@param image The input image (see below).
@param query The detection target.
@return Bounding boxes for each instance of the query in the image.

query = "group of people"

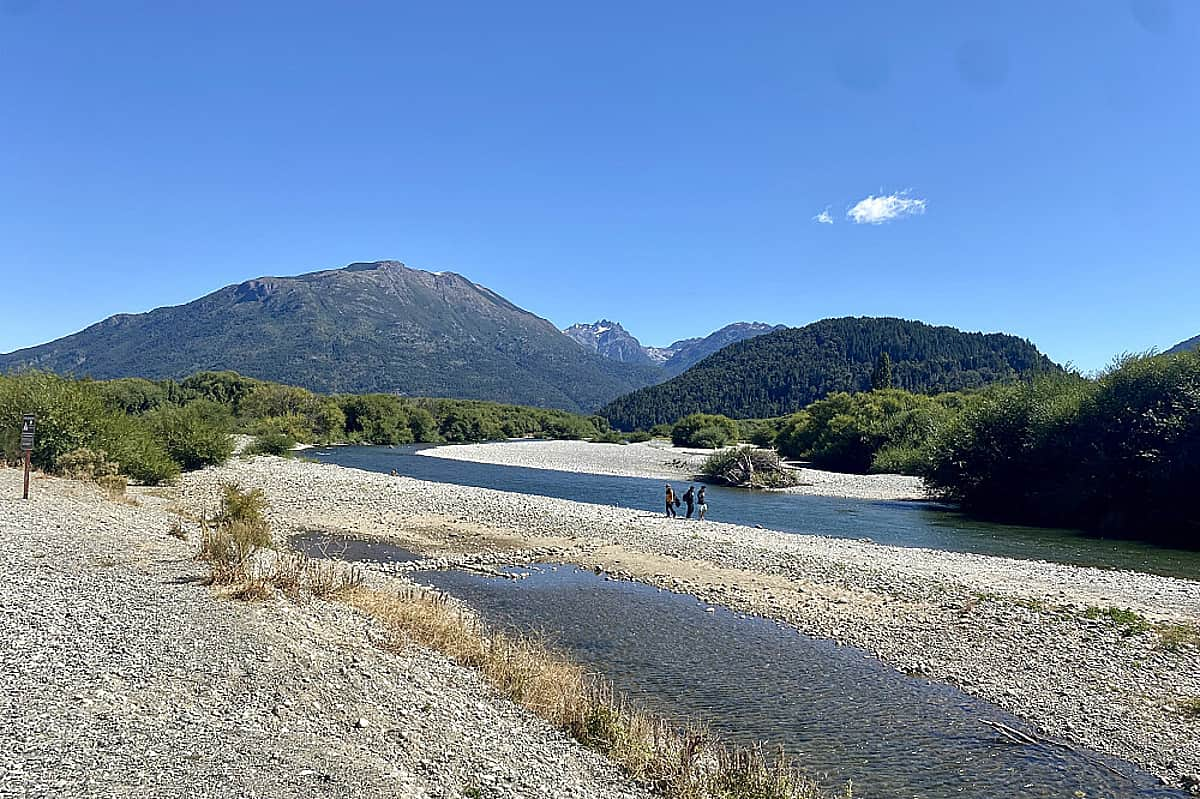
[664,483,707,520]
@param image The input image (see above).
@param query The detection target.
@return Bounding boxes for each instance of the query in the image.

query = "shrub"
[0,372,179,484]
[777,390,964,474]
[96,473,128,498]
[247,432,295,456]
[144,400,234,471]
[198,483,272,584]
[869,444,928,476]
[649,423,673,439]
[701,446,799,488]
[96,377,169,414]
[591,430,628,444]
[240,384,345,444]
[671,413,739,449]
[626,430,653,443]
[55,447,120,480]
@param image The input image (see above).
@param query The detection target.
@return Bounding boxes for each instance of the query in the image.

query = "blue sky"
[1,1,1197,371]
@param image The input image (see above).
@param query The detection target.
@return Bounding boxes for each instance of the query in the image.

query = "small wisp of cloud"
[847,192,927,224]
[813,208,834,225]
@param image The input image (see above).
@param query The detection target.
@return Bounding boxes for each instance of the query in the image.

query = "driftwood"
[980,720,1130,780]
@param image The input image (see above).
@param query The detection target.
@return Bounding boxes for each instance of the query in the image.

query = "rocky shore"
[418,439,927,501]
[178,455,1200,793]
[0,468,650,799]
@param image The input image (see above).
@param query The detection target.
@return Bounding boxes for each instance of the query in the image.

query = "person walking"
[664,484,678,518]
[697,486,708,520]
[682,485,696,519]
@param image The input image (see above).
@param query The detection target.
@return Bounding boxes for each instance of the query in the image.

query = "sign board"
[20,414,35,451]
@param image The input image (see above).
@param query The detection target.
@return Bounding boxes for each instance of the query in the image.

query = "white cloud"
[847,192,927,224]
[813,208,834,225]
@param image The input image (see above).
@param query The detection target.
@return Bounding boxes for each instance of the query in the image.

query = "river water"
[297,444,1197,797]
[309,444,1200,579]
[293,531,1189,799]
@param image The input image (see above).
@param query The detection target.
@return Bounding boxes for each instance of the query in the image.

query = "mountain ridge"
[562,320,783,376]
[0,260,661,413]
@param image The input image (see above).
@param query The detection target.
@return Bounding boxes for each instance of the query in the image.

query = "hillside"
[660,322,784,376]
[1167,334,1200,354]
[0,261,661,413]
[600,317,1060,429]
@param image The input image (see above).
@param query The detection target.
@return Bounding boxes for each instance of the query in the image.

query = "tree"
[871,352,894,390]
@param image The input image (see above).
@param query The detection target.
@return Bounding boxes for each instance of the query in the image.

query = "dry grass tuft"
[195,483,362,600]
[343,586,837,799]
[1157,623,1200,652]
[197,483,272,585]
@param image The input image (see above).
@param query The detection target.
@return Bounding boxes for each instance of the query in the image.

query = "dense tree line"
[924,352,1200,547]
[715,350,1199,548]
[601,317,1058,430]
[0,370,607,485]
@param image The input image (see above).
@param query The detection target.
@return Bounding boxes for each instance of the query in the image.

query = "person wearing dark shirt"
[682,485,696,519]
[697,486,708,520]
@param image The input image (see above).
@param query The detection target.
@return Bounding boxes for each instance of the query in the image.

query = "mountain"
[562,320,658,366]
[0,261,661,413]
[561,320,782,374]
[659,322,785,376]
[1167,334,1200,354]
[599,316,1061,430]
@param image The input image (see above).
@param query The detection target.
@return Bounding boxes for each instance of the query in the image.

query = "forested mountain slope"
[600,317,1060,429]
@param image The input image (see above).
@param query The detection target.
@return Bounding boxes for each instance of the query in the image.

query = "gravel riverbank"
[0,467,650,799]
[179,455,1200,793]
[418,439,927,501]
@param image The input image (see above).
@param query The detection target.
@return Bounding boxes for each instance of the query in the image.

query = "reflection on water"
[295,532,1184,799]
[310,445,1200,580]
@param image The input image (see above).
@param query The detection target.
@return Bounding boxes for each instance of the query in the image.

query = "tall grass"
[345,586,841,799]
[196,482,362,599]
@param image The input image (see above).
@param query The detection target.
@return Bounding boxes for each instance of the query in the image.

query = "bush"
[649,423,673,439]
[869,444,928,476]
[701,446,799,488]
[0,372,179,484]
[671,414,739,449]
[626,430,653,443]
[923,352,1200,546]
[144,400,235,471]
[96,378,169,414]
[590,430,628,444]
[247,432,295,456]
[241,384,345,444]
[777,389,963,474]
[198,483,272,584]
[55,447,120,480]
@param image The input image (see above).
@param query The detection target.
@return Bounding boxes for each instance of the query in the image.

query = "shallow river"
[294,531,1189,799]
[310,444,1200,579]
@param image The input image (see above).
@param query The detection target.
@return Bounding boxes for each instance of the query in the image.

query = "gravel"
[418,440,927,500]
[178,455,1200,792]
[0,467,650,799]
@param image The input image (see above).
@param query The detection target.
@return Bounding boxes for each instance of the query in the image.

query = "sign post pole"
[20,414,35,500]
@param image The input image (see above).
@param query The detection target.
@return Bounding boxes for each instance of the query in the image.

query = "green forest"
[0,370,606,485]
[601,317,1059,430]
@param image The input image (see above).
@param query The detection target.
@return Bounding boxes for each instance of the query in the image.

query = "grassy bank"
[344,585,841,799]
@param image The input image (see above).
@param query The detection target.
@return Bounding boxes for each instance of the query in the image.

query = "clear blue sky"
[2,1,1197,371]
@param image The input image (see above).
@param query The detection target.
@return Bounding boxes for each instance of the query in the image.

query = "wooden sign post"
[20,414,34,500]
